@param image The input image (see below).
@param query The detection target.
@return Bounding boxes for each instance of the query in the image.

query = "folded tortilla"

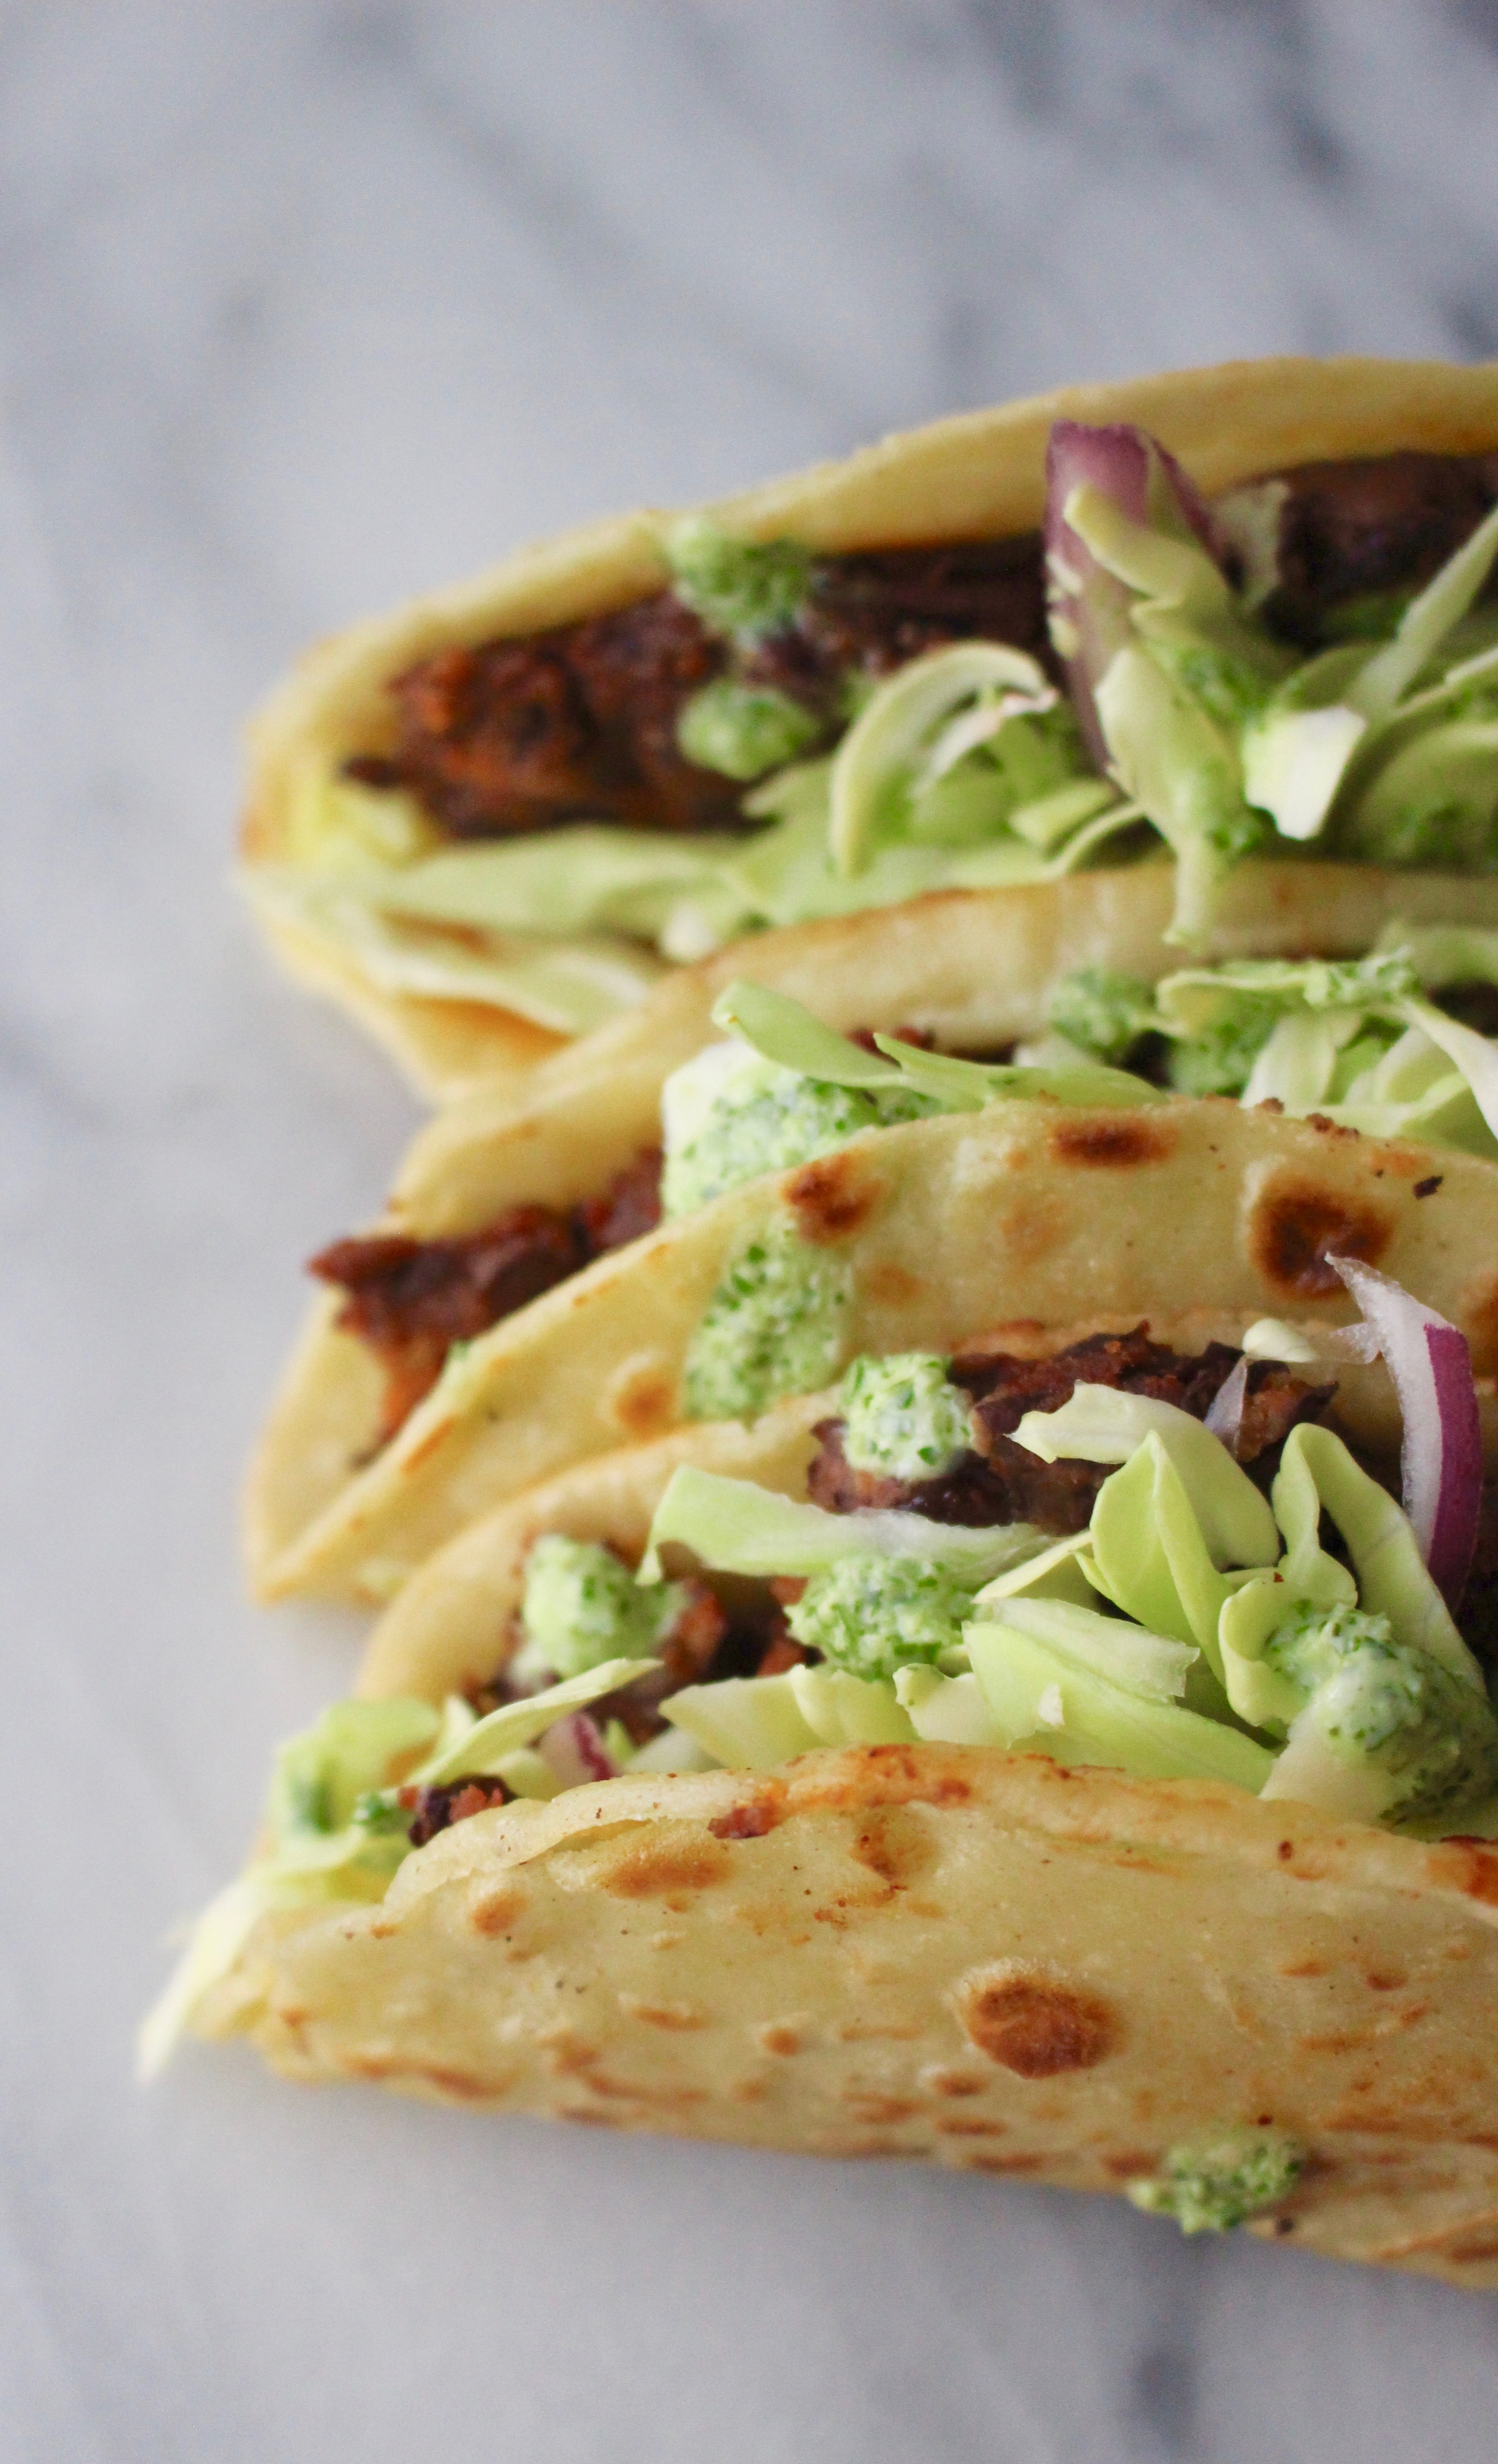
[404,857,1498,1162]
[241,356,1498,1096]
[247,1083,1498,1607]
[196,1405,1498,2290]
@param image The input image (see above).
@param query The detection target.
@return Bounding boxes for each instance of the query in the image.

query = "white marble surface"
[9,3,1498,2456]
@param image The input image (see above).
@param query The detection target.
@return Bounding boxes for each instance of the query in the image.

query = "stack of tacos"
[153,358,1498,2288]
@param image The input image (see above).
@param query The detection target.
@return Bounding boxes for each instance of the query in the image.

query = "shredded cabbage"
[711,978,1164,1112]
[639,1463,1048,1587]
[140,1663,648,2071]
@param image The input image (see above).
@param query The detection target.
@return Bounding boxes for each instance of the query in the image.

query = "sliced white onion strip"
[1202,1354,1250,1453]
[1328,1255,1483,1609]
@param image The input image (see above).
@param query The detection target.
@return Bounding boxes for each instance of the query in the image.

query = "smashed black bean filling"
[1259,451,1498,646]
[1458,1488,1498,1674]
[310,1147,663,1448]
[808,1326,1334,1534]
[399,1772,513,1846]
[349,536,1050,839]
[346,452,1498,843]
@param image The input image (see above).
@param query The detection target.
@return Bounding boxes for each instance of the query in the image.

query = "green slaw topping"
[262,466,1498,1030]
[1039,928,1498,1155]
[145,1316,1498,2072]
[1127,2128,1306,2234]
[839,1351,974,1482]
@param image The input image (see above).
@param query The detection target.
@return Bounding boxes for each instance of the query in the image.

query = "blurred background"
[7,5,1498,2459]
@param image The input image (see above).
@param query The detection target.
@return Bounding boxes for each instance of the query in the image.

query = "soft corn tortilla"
[193,1738,1498,2289]
[216,1292,1498,2284]
[242,356,1498,1096]
[246,1093,1498,1606]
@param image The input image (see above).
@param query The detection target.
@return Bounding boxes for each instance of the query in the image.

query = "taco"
[154,1271,1498,2287]
[240,355,1498,1094]
[247,948,1498,1609]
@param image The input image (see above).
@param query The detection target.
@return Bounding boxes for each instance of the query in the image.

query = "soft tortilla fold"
[247,1089,1498,1607]
[193,1734,1498,2289]
[247,857,1498,1602]
[242,356,1498,1095]
[395,858,1498,1190]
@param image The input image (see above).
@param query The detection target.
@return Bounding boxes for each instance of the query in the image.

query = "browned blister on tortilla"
[197,1318,1498,2283]
[245,1093,1498,1607]
[194,1743,1498,2290]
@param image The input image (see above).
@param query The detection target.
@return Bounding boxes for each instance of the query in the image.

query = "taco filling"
[150,1268,1498,2097]
[256,440,1498,1021]
[309,950,1498,1452]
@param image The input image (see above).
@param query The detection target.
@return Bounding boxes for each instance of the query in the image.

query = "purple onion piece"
[1043,419,1227,766]
[1203,1353,1250,1454]
[1421,1324,1485,1608]
[1329,1256,1483,1609]
[538,1709,619,1790]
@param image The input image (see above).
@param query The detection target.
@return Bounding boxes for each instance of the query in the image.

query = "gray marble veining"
[6,4,1498,2458]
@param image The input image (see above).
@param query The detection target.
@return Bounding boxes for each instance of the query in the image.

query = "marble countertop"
[7,4,1498,2457]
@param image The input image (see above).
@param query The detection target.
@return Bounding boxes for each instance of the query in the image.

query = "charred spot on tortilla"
[602,1356,679,1440]
[468,1887,527,1936]
[848,1807,940,1890]
[596,1829,733,1899]
[1047,1115,1177,1170]
[709,1792,784,1841]
[616,1995,711,2031]
[1431,1838,1498,1906]
[955,1966,1118,2078]
[1247,1177,1394,1298]
[783,1149,881,1245]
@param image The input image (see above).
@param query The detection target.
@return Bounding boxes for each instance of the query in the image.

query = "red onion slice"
[1329,1255,1483,1608]
[1044,420,1226,765]
[538,1709,619,1790]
